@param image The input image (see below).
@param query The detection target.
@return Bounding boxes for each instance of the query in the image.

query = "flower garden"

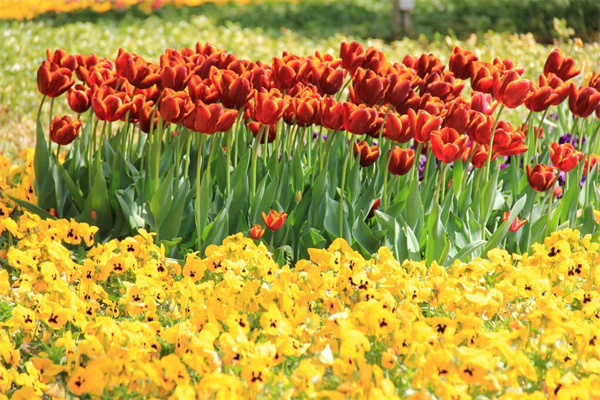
[1,1,600,399]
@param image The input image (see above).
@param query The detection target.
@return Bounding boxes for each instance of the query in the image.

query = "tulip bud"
[295,191,302,203]
[49,115,81,145]
[250,224,265,240]
[502,212,526,233]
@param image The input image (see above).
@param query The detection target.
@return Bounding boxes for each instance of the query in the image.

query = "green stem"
[225,129,234,199]
[533,108,549,165]
[47,97,55,153]
[339,135,353,237]
[545,189,554,238]
[195,134,206,250]
[484,104,505,181]
[382,150,392,209]
[36,95,46,125]
[434,163,447,205]
[250,126,265,202]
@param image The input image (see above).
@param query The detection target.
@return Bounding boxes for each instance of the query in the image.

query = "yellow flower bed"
[0,0,292,20]
[0,156,599,400]
[2,212,600,399]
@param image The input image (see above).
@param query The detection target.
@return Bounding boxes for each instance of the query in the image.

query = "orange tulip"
[430,128,469,163]
[262,211,287,231]
[250,224,265,240]
[502,212,526,233]
[550,142,583,172]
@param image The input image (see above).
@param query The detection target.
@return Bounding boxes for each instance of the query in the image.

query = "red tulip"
[441,100,470,133]
[493,70,532,109]
[262,210,287,231]
[467,112,494,145]
[526,164,557,192]
[160,63,192,91]
[449,46,478,80]
[92,87,131,122]
[462,143,495,168]
[183,101,238,135]
[46,49,77,71]
[543,49,580,81]
[342,103,377,135]
[502,212,526,233]
[188,75,220,104]
[66,84,92,113]
[420,71,464,102]
[349,68,389,106]
[568,84,600,118]
[470,92,497,115]
[550,142,583,172]
[319,97,345,131]
[250,224,265,240]
[406,109,442,143]
[340,41,365,76]
[127,94,153,122]
[251,89,288,126]
[158,89,194,124]
[383,112,410,143]
[353,141,380,167]
[272,56,311,90]
[139,104,161,134]
[37,61,74,98]
[50,115,81,145]
[403,53,444,79]
[115,49,161,89]
[493,121,528,157]
[471,62,495,94]
[387,146,414,176]
[589,72,600,91]
[211,68,253,109]
[284,96,321,127]
[385,74,411,108]
[85,65,119,89]
[311,62,346,96]
[430,127,469,163]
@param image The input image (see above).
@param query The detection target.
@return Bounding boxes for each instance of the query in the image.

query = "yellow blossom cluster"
[0,0,279,20]
[1,201,599,399]
[0,149,37,217]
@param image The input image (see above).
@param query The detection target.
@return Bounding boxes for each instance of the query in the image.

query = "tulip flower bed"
[1,151,600,398]
[21,41,600,266]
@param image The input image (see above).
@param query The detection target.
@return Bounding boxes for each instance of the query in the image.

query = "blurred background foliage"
[15,0,600,43]
[1,0,599,155]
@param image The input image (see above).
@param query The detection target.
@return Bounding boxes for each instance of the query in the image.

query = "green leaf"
[7,194,57,220]
[83,157,113,234]
[452,161,464,196]
[449,240,487,264]
[405,177,422,231]
[115,187,145,230]
[34,120,55,209]
[323,193,351,242]
[150,165,174,229]
[352,211,379,254]
[425,203,447,265]
[157,180,189,241]
[482,194,527,256]
[55,161,85,212]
